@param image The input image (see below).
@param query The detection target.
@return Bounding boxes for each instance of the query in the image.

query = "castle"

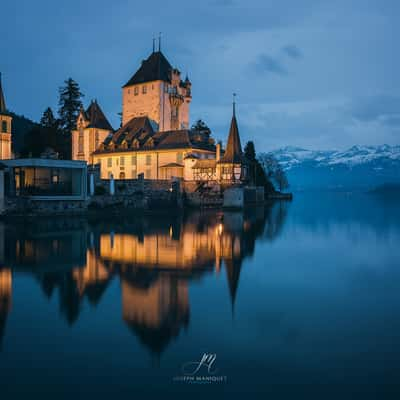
[71,44,248,184]
[0,45,248,186]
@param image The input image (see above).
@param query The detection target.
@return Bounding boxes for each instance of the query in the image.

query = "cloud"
[282,45,302,59]
[251,54,288,76]
[351,95,400,126]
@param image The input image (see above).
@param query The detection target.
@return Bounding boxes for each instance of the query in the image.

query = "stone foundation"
[2,197,87,216]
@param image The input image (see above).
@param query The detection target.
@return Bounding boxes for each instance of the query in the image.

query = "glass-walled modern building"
[1,159,87,200]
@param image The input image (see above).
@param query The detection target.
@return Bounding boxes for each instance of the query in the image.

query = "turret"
[0,73,12,160]
[122,41,191,131]
[217,95,247,182]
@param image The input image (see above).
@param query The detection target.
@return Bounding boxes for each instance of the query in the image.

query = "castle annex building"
[72,46,248,183]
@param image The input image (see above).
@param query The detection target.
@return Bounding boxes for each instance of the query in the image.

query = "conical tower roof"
[0,73,7,114]
[219,101,244,164]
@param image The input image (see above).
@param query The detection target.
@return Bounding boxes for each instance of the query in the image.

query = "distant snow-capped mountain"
[259,145,400,191]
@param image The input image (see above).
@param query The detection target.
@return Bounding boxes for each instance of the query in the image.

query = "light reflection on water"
[0,192,399,397]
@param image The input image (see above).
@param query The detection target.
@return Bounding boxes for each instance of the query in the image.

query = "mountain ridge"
[259,144,400,191]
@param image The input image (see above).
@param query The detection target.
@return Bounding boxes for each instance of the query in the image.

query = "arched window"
[119,172,125,180]
[1,120,7,133]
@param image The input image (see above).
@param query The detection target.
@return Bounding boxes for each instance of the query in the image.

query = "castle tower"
[122,45,191,131]
[0,74,12,160]
[71,100,113,164]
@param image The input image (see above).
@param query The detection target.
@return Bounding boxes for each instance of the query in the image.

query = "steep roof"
[219,112,244,164]
[85,100,113,131]
[95,117,216,154]
[0,73,7,114]
[104,116,155,147]
[123,51,173,87]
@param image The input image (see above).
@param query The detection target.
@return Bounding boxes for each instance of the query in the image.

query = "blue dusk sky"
[0,0,399,151]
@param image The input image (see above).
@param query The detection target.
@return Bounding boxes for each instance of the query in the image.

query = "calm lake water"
[0,193,399,399]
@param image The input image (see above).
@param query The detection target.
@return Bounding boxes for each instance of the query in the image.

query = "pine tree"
[58,78,84,135]
[244,141,256,162]
[40,107,58,130]
[244,140,275,194]
[58,78,84,158]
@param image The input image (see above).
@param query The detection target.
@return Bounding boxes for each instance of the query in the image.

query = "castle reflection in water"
[0,203,287,354]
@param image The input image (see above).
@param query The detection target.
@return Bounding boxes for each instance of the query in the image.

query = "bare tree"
[274,167,289,192]
[258,154,289,192]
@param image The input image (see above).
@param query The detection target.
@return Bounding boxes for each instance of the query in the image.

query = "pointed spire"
[0,72,7,114]
[158,32,162,52]
[225,258,242,318]
[219,94,243,164]
[152,37,156,53]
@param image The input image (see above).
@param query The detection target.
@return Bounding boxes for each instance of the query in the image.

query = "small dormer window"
[142,85,147,94]
[134,86,139,96]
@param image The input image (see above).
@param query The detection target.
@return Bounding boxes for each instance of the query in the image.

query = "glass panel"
[14,167,80,196]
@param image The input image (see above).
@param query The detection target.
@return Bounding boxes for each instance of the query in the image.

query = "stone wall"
[182,181,223,207]
[2,197,87,216]
[88,178,182,213]
[223,187,244,208]
[95,178,174,195]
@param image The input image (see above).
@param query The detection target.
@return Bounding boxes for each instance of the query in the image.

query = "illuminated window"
[146,154,151,165]
[131,155,137,166]
[222,166,233,180]
[51,169,59,184]
[120,156,125,166]
[1,121,7,133]
[176,152,183,164]
[119,172,125,179]
[107,158,112,167]
[142,85,147,94]
[78,129,84,153]
[134,87,139,96]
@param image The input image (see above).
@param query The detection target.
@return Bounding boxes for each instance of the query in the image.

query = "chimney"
[216,142,221,162]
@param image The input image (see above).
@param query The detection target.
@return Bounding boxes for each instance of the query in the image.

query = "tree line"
[244,141,289,194]
[20,78,84,159]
